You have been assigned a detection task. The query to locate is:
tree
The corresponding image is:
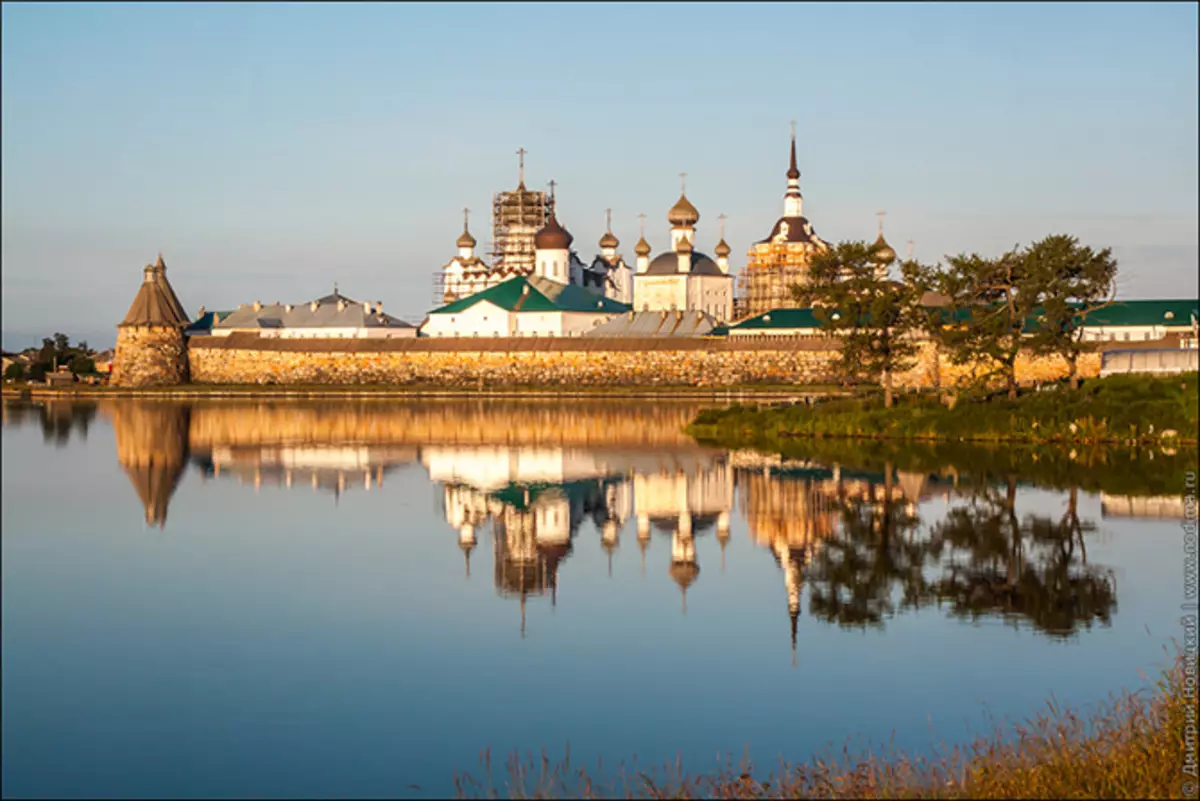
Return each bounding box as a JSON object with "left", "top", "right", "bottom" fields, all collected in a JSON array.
[
  {"left": 69, "top": 355, "right": 95, "bottom": 375},
  {"left": 1023, "top": 234, "right": 1118, "bottom": 390},
  {"left": 3, "top": 363, "right": 24, "bottom": 381},
  {"left": 807, "top": 240, "right": 926, "bottom": 408},
  {"left": 934, "top": 247, "right": 1038, "bottom": 400},
  {"left": 52, "top": 332, "right": 70, "bottom": 355},
  {"left": 27, "top": 362, "right": 48, "bottom": 382}
]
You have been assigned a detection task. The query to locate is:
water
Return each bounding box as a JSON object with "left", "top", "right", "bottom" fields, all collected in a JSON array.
[{"left": 0, "top": 398, "right": 1190, "bottom": 798}]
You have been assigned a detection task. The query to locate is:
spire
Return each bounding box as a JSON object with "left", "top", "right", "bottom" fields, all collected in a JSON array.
[
  {"left": 783, "top": 124, "right": 803, "bottom": 217},
  {"left": 787, "top": 120, "right": 800, "bottom": 180},
  {"left": 155, "top": 252, "right": 166, "bottom": 272},
  {"left": 516, "top": 147, "right": 527, "bottom": 187}
]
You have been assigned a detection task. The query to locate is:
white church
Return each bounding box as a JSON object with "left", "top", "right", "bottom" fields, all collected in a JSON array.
[{"left": 428, "top": 171, "right": 734, "bottom": 338}]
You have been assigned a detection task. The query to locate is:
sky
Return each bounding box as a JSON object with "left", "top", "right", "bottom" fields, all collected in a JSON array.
[{"left": 2, "top": 1, "right": 1197, "bottom": 350}]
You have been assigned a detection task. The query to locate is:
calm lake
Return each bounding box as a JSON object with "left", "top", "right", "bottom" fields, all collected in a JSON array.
[{"left": 0, "top": 397, "right": 1190, "bottom": 798}]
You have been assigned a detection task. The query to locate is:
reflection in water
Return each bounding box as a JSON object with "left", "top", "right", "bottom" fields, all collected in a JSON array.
[{"left": 1, "top": 398, "right": 1163, "bottom": 645}]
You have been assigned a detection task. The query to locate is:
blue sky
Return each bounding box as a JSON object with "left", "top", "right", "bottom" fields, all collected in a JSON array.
[{"left": 2, "top": 2, "right": 1197, "bottom": 349}]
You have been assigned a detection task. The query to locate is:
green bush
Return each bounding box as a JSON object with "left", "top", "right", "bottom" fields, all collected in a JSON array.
[{"left": 3, "top": 363, "right": 24, "bottom": 381}]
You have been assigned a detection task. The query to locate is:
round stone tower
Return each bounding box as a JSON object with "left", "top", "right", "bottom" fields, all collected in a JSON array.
[{"left": 112, "top": 254, "right": 191, "bottom": 387}]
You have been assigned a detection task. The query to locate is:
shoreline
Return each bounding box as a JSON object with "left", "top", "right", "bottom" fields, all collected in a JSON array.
[{"left": 0, "top": 383, "right": 842, "bottom": 401}]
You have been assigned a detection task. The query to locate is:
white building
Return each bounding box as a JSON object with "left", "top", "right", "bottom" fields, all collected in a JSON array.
[{"left": 633, "top": 181, "right": 734, "bottom": 322}]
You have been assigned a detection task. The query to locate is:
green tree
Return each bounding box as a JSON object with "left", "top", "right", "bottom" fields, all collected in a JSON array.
[
  {"left": 1024, "top": 235, "right": 1118, "bottom": 390},
  {"left": 934, "top": 247, "right": 1039, "bottom": 400},
  {"left": 3, "top": 363, "right": 25, "bottom": 381},
  {"left": 27, "top": 362, "right": 48, "bottom": 382},
  {"left": 68, "top": 355, "right": 95, "bottom": 375},
  {"left": 808, "top": 240, "right": 926, "bottom": 408}
]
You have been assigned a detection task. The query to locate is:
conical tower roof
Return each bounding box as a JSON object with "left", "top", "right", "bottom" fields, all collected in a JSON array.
[{"left": 120, "top": 254, "right": 190, "bottom": 327}]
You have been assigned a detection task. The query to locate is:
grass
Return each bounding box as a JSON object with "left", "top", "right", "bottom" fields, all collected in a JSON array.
[
  {"left": 453, "top": 647, "right": 1196, "bottom": 799},
  {"left": 686, "top": 373, "right": 1200, "bottom": 447}
]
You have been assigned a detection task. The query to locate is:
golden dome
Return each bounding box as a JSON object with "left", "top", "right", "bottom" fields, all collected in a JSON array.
[
  {"left": 676, "top": 235, "right": 694, "bottom": 254},
  {"left": 456, "top": 229, "right": 476, "bottom": 249},
  {"left": 634, "top": 236, "right": 652, "bottom": 256},
  {"left": 714, "top": 238, "right": 731, "bottom": 257},
  {"left": 668, "top": 193, "right": 700, "bottom": 227},
  {"left": 872, "top": 233, "right": 896, "bottom": 264},
  {"left": 599, "top": 230, "right": 619, "bottom": 249}
]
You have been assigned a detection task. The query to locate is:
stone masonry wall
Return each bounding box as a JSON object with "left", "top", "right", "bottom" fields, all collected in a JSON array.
[
  {"left": 113, "top": 325, "right": 189, "bottom": 387},
  {"left": 186, "top": 335, "right": 1108, "bottom": 389}
]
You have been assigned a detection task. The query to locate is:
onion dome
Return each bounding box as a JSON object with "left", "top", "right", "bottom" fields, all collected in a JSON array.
[
  {"left": 599, "top": 230, "right": 619, "bottom": 249},
  {"left": 456, "top": 229, "right": 476, "bottom": 249},
  {"left": 668, "top": 193, "right": 700, "bottom": 227},
  {"left": 670, "top": 561, "right": 700, "bottom": 591},
  {"left": 714, "top": 239, "right": 731, "bottom": 257},
  {"left": 676, "top": 236, "right": 694, "bottom": 254},
  {"left": 634, "top": 236, "right": 652, "bottom": 256},
  {"left": 872, "top": 233, "right": 897, "bottom": 264},
  {"left": 535, "top": 214, "right": 573, "bottom": 250}
]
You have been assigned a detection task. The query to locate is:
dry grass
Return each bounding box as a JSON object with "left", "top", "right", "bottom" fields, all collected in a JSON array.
[{"left": 454, "top": 647, "right": 1195, "bottom": 799}]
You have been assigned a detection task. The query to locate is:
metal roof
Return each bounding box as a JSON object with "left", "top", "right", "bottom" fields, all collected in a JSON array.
[
  {"left": 214, "top": 294, "right": 413, "bottom": 330},
  {"left": 586, "top": 309, "right": 718, "bottom": 338}
]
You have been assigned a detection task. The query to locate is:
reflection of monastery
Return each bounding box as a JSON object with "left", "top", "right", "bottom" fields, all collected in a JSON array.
[{"left": 78, "top": 399, "right": 1001, "bottom": 654}]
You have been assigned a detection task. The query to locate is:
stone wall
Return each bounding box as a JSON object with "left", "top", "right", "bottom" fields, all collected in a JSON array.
[
  {"left": 190, "top": 343, "right": 836, "bottom": 387},
  {"left": 186, "top": 334, "right": 1128, "bottom": 389},
  {"left": 112, "top": 325, "right": 189, "bottom": 388}
]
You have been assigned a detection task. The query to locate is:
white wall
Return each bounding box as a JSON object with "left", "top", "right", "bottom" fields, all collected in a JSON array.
[
  {"left": 634, "top": 275, "right": 688, "bottom": 312},
  {"left": 422, "top": 300, "right": 513, "bottom": 338}
]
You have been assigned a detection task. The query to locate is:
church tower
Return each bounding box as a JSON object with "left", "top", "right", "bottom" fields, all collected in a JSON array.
[
  {"left": 738, "top": 124, "right": 830, "bottom": 319},
  {"left": 112, "top": 254, "right": 191, "bottom": 387}
]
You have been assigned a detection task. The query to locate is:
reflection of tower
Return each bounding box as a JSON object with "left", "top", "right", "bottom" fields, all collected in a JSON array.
[
  {"left": 637, "top": 513, "right": 651, "bottom": 576},
  {"left": 774, "top": 540, "right": 805, "bottom": 668},
  {"left": 492, "top": 515, "right": 548, "bottom": 640},
  {"left": 717, "top": 510, "right": 730, "bottom": 572},
  {"left": 670, "top": 528, "right": 700, "bottom": 614},
  {"left": 459, "top": 523, "right": 477, "bottom": 578},
  {"left": 601, "top": 520, "right": 619, "bottom": 577},
  {"left": 112, "top": 401, "right": 191, "bottom": 528}
]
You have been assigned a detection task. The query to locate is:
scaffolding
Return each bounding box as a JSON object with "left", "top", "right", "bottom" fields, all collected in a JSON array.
[
  {"left": 736, "top": 258, "right": 814, "bottom": 320},
  {"left": 492, "top": 184, "right": 554, "bottom": 276}
]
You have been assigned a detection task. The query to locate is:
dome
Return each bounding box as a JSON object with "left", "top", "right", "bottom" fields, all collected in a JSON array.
[
  {"left": 634, "top": 236, "right": 652, "bottom": 256},
  {"left": 872, "top": 233, "right": 897, "bottom": 264},
  {"left": 456, "top": 229, "right": 477, "bottom": 249},
  {"left": 714, "top": 239, "right": 731, "bottom": 257},
  {"left": 645, "top": 252, "right": 724, "bottom": 276},
  {"left": 535, "top": 215, "right": 573, "bottom": 250},
  {"left": 599, "top": 230, "right": 619, "bottom": 249},
  {"left": 676, "top": 236, "right": 694, "bottom": 254},
  {"left": 668, "top": 193, "right": 700, "bottom": 226}
]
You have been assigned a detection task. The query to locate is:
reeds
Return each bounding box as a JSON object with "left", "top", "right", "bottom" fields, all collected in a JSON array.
[{"left": 454, "top": 646, "right": 1194, "bottom": 799}]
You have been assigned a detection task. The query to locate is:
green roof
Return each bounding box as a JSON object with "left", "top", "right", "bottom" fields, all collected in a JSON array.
[
  {"left": 430, "top": 276, "right": 630, "bottom": 316},
  {"left": 729, "top": 308, "right": 823, "bottom": 331},
  {"left": 1070, "top": 299, "right": 1197, "bottom": 327},
  {"left": 730, "top": 299, "right": 1197, "bottom": 334}
]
